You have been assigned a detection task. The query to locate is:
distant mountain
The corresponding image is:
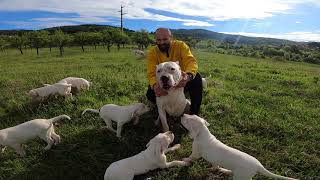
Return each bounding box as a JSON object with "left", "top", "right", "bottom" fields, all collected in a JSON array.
[
  {"left": 305, "top": 42, "right": 320, "bottom": 50},
  {"left": 171, "top": 29, "right": 299, "bottom": 46},
  {"left": 0, "top": 24, "right": 134, "bottom": 36},
  {"left": 0, "top": 24, "right": 304, "bottom": 46},
  {"left": 42, "top": 24, "right": 135, "bottom": 34}
]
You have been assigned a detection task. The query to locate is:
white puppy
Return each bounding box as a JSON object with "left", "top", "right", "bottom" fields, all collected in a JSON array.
[
  {"left": 181, "top": 114, "right": 298, "bottom": 180},
  {"left": 0, "top": 115, "right": 71, "bottom": 156},
  {"left": 58, "top": 77, "right": 91, "bottom": 91},
  {"left": 104, "top": 131, "right": 188, "bottom": 180},
  {"left": 155, "top": 61, "right": 191, "bottom": 132},
  {"left": 82, "top": 103, "right": 150, "bottom": 137},
  {"left": 132, "top": 49, "right": 145, "bottom": 57},
  {"left": 28, "top": 83, "right": 72, "bottom": 101}
]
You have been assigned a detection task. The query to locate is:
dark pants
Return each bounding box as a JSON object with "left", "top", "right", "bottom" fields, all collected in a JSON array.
[{"left": 146, "top": 73, "right": 203, "bottom": 115}]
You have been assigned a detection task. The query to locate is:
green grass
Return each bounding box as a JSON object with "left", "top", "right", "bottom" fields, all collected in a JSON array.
[{"left": 0, "top": 47, "right": 319, "bottom": 180}]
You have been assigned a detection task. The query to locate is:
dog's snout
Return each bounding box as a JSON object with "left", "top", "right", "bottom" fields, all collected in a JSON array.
[{"left": 160, "top": 76, "right": 169, "bottom": 82}]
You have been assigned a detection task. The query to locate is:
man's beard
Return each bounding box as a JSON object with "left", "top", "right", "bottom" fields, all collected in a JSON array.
[{"left": 157, "top": 43, "right": 170, "bottom": 53}]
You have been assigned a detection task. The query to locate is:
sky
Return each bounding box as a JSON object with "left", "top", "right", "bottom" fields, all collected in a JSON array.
[{"left": 0, "top": 0, "right": 320, "bottom": 42}]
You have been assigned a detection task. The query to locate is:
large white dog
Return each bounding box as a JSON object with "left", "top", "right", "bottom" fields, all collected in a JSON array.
[
  {"left": 58, "top": 77, "right": 91, "bottom": 92},
  {"left": 104, "top": 131, "right": 188, "bottom": 180},
  {"left": 155, "top": 61, "right": 191, "bottom": 132},
  {"left": 82, "top": 103, "right": 150, "bottom": 137},
  {"left": 0, "top": 115, "right": 71, "bottom": 156},
  {"left": 180, "top": 114, "right": 298, "bottom": 180},
  {"left": 28, "top": 82, "right": 72, "bottom": 101}
]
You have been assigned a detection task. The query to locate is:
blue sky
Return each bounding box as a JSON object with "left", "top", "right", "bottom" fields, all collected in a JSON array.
[{"left": 0, "top": 0, "right": 319, "bottom": 42}]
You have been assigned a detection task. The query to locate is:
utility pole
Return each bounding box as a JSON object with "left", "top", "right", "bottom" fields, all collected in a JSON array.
[{"left": 119, "top": 4, "right": 127, "bottom": 33}]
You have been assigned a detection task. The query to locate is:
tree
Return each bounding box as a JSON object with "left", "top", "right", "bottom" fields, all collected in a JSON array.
[
  {"left": 28, "top": 30, "right": 49, "bottom": 55},
  {"left": 88, "top": 32, "right": 102, "bottom": 50},
  {"left": 52, "top": 30, "right": 72, "bottom": 56},
  {"left": 74, "top": 32, "right": 90, "bottom": 52},
  {"left": 112, "top": 30, "right": 130, "bottom": 50},
  {"left": 132, "top": 29, "right": 154, "bottom": 50},
  {"left": 10, "top": 34, "right": 28, "bottom": 54},
  {"left": 101, "top": 29, "right": 114, "bottom": 52}
]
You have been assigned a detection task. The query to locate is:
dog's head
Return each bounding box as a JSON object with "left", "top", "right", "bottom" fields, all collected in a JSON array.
[
  {"left": 28, "top": 89, "right": 39, "bottom": 97},
  {"left": 132, "top": 103, "right": 150, "bottom": 117},
  {"left": 156, "top": 61, "right": 182, "bottom": 90},
  {"left": 181, "top": 114, "right": 210, "bottom": 139},
  {"left": 146, "top": 131, "right": 174, "bottom": 156}
]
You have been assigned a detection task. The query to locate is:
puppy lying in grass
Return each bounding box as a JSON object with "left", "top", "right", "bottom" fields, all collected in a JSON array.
[
  {"left": 82, "top": 103, "right": 150, "bottom": 137},
  {"left": 104, "top": 131, "right": 187, "bottom": 180},
  {"left": 0, "top": 115, "right": 71, "bottom": 157},
  {"left": 58, "top": 77, "right": 91, "bottom": 92},
  {"left": 181, "top": 114, "right": 298, "bottom": 180},
  {"left": 28, "top": 82, "right": 72, "bottom": 101}
]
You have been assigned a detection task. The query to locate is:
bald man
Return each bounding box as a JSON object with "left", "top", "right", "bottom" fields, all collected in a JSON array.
[{"left": 146, "top": 28, "right": 203, "bottom": 115}]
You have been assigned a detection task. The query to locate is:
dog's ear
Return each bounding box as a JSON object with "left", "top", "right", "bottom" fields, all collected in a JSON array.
[
  {"left": 189, "top": 121, "right": 200, "bottom": 139},
  {"left": 174, "top": 61, "right": 179, "bottom": 65},
  {"left": 159, "top": 137, "right": 169, "bottom": 154}
]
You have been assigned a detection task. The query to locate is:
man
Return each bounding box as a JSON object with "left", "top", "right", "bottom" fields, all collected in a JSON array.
[{"left": 146, "top": 28, "right": 203, "bottom": 115}]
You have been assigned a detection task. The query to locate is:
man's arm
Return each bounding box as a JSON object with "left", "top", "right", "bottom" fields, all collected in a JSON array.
[{"left": 180, "top": 42, "right": 198, "bottom": 79}]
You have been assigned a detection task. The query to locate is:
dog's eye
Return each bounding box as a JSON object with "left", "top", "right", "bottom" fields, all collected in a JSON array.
[
  {"left": 171, "top": 68, "right": 175, "bottom": 71},
  {"left": 157, "top": 70, "right": 161, "bottom": 73}
]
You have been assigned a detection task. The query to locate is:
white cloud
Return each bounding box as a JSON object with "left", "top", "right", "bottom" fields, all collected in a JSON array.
[
  {"left": 295, "top": 21, "right": 302, "bottom": 23},
  {"left": 0, "top": 0, "right": 318, "bottom": 24},
  {"left": 222, "top": 31, "right": 320, "bottom": 42},
  {"left": 183, "top": 21, "right": 214, "bottom": 27}
]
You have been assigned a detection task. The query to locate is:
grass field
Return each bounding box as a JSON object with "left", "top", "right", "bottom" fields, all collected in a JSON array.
[{"left": 0, "top": 47, "right": 319, "bottom": 180}]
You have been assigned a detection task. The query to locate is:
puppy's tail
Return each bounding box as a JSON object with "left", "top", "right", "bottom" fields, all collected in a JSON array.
[
  {"left": 258, "top": 165, "right": 298, "bottom": 180},
  {"left": 48, "top": 114, "right": 71, "bottom": 124},
  {"left": 81, "top": 108, "right": 99, "bottom": 116}
]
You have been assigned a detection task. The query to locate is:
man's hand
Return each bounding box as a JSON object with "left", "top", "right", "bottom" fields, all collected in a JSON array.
[
  {"left": 174, "top": 71, "right": 191, "bottom": 89},
  {"left": 153, "top": 83, "right": 168, "bottom": 97}
]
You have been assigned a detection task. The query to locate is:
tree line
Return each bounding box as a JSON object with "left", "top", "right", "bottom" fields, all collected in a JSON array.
[
  {"left": 196, "top": 40, "right": 320, "bottom": 64},
  {"left": 0, "top": 28, "right": 154, "bottom": 56}
]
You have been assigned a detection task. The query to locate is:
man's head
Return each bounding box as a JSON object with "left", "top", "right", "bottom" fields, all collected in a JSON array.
[{"left": 155, "top": 28, "right": 172, "bottom": 52}]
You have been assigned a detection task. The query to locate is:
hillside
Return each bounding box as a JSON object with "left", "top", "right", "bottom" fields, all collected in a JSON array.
[
  {"left": 171, "top": 29, "right": 299, "bottom": 46},
  {"left": 0, "top": 24, "right": 302, "bottom": 46}
]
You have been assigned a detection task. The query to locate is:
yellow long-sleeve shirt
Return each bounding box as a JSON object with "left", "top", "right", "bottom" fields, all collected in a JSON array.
[{"left": 147, "top": 40, "right": 198, "bottom": 86}]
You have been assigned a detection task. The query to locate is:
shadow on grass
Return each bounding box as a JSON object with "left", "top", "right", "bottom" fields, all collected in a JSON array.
[{"left": 3, "top": 107, "right": 190, "bottom": 180}]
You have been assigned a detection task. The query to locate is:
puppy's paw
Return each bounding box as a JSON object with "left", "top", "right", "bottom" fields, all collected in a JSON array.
[
  {"left": 172, "top": 144, "right": 181, "bottom": 149},
  {"left": 181, "top": 160, "right": 191, "bottom": 166},
  {"left": 182, "top": 157, "right": 192, "bottom": 164}
]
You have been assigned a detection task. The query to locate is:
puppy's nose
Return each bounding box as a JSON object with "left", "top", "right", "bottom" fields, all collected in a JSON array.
[{"left": 161, "top": 76, "right": 169, "bottom": 82}]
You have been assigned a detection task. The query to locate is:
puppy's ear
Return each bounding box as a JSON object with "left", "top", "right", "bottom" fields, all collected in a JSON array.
[
  {"left": 175, "top": 61, "right": 179, "bottom": 65},
  {"left": 159, "top": 137, "right": 169, "bottom": 154},
  {"left": 189, "top": 122, "right": 200, "bottom": 139}
]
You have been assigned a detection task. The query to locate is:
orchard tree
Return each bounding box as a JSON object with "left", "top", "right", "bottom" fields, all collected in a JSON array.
[
  {"left": 88, "top": 32, "right": 102, "bottom": 50},
  {"left": 28, "top": 30, "right": 49, "bottom": 55},
  {"left": 101, "top": 29, "right": 113, "bottom": 52},
  {"left": 132, "top": 29, "right": 154, "bottom": 50},
  {"left": 10, "top": 34, "right": 28, "bottom": 55},
  {"left": 74, "top": 32, "right": 90, "bottom": 52},
  {"left": 52, "top": 30, "right": 72, "bottom": 56}
]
